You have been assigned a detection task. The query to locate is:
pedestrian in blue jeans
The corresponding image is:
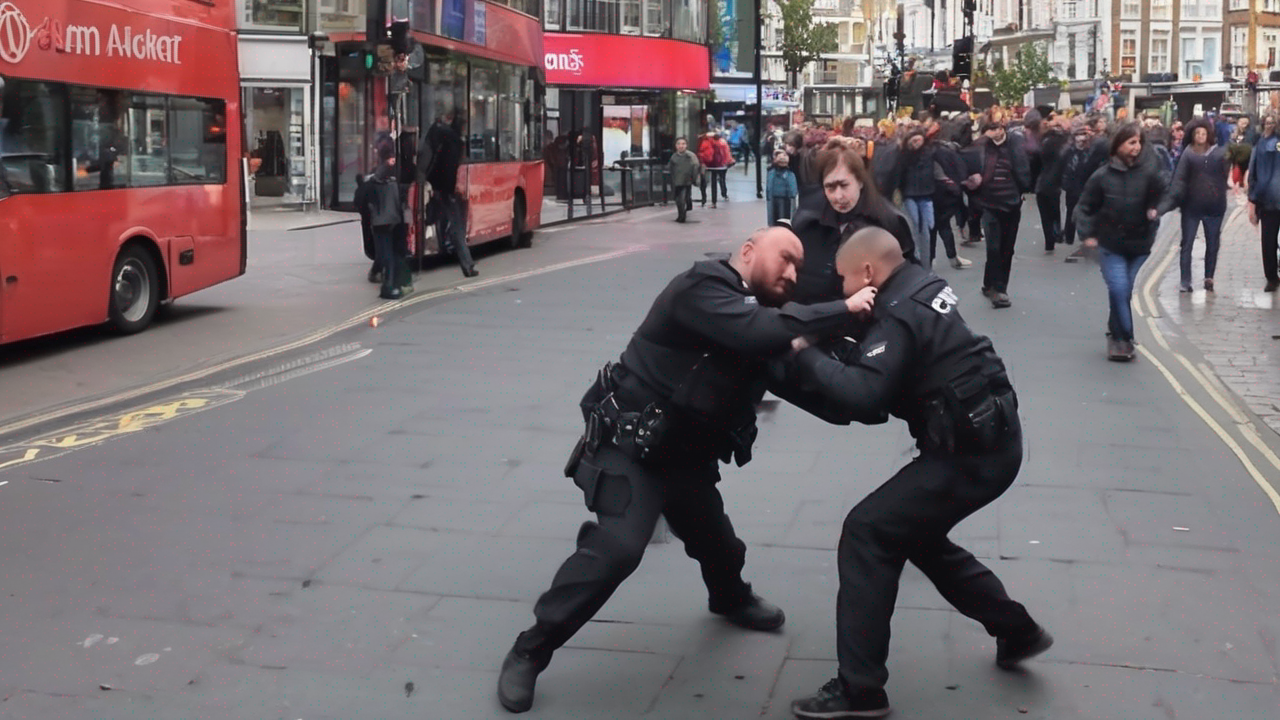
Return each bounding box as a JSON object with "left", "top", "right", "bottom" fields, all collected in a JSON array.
[
  {"left": 899, "top": 128, "right": 937, "bottom": 267},
  {"left": 1074, "top": 123, "right": 1169, "bottom": 361},
  {"left": 1157, "top": 117, "right": 1228, "bottom": 292}
]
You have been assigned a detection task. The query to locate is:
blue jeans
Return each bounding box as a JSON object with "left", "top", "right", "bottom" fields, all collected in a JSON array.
[
  {"left": 1098, "top": 247, "right": 1149, "bottom": 341},
  {"left": 904, "top": 197, "right": 935, "bottom": 267},
  {"left": 1178, "top": 211, "right": 1222, "bottom": 285}
]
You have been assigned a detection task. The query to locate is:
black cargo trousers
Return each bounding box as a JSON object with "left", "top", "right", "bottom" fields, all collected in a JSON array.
[
  {"left": 836, "top": 409, "right": 1037, "bottom": 691},
  {"left": 520, "top": 443, "right": 752, "bottom": 655}
]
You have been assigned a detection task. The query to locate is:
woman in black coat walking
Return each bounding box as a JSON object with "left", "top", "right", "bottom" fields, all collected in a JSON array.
[
  {"left": 1157, "top": 117, "right": 1229, "bottom": 292},
  {"left": 790, "top": 138, "right": 915, "bottom": 304},
  {"left": 1074, "top": 123, "right": 1169, "bottom": 361}
]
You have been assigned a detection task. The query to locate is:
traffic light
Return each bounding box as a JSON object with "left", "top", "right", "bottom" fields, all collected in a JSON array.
[
  {"left": 952, "top": 36, "right": 973, "bottom": 81},
  {"left": 390, "top": 20, "right": 410, "bottom": 54}
]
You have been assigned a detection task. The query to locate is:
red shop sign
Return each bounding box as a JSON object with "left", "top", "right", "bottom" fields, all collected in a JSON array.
[{"left": 544, "top": 32, "right": 709, "bottom": 90}]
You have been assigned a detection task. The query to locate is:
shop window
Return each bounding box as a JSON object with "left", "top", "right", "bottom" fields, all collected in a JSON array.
[
  {"left": 170, "top": 97, "right": 227, "bottom": 185},
  {"left": 526, "top": 74, "right": 545, "bottom": 161},
  {"left": 469, "top": 64, "right": 499, "bottom": 162},
  {"left": 70, "top": 87, "right": 128, "bottom": 190},
  {"left": 567, "top": 0, "right": 623, "bottom": 33},
  {"left": 546, "top": 0, "right": 562, "bottom": 29},
  {"left": 0, "top": 78, "right": 68, "bottom": 195},
  {"left": 239, "top": 0, "right": 305, "bottom": 31},
  {"left": 499, "top": 65, "right": 526, "bottom": 162}
]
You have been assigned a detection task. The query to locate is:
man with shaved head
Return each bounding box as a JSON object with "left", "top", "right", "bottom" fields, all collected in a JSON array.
[
  {"left": 785, "top": 226, "right": 1051, "bottom": 719},
  {"left": 498, "top": 226, "right": 877, "bottom": 714}
]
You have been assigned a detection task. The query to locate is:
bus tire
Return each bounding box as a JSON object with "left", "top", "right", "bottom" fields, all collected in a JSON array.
[
  {"left": 510, "top": 194, "right": 532, "bottom": 249},
  {"left": 108, "top": 245, "right": 160, "bottom": 335}
]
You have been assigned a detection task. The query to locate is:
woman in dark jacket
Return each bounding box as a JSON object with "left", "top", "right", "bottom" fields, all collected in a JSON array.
[
  {"left": 1074, "top": 123, "right": 1169, "bottom": 361},
  {"left": 1157, "top": 117, "right": 1229, "bottom": 292},
  {"left": 1059, "top": 125, "right": 1094, "bottom": 247},
  {"left": 898, "top": 128, "right": 938, "bottom": 266},
  {"left": 1034, "top": 115, "right": 1070, "bottom": 252},
  {"left": 931, "top": 137, "right": 974, "bottom": 269},
  {"left": 790, "top": 138, "right": 915, "bottom": 304}
]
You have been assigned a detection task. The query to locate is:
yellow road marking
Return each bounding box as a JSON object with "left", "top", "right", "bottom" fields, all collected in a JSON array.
[
  {"left": 0, "top": 245, "right": 646, "bottom": 440},
  {"left": 1133, "top": 210, "right": 1280, "bottom": 515},
  {"left": 1136, "top": 345, "right": 1280, "bottom": 515}
]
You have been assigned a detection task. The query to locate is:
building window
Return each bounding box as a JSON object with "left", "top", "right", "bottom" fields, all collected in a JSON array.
[
  {"left": 1203, "top": 36, "right": 1218, "bottom": 76},
  {"left": 1204, "top": 0, "right": 1221, "bottom": 14},
  {"left": 545, "top": 0, "right": 562, "bottom": 29},
  {"left": 1121, "top": 30, "right": 1137, "bottom": 74},
  {"left": 320, "top": 0, "right": 365, "bottom": 32},
  {"left": 240, "top": 0, "right": 305, "bottom": 31},
  {"left": 1064, "top": 1, "right": 1077, "bottom": 19},
  {"left": 1231, "top": 27, "right": 1248, "bottom": 70},
  {"left": 1181, "top": 0, "right": 1200, "bottom": 18},
  {"left": 1151, "top": 0, "right": 1171, "bottom": 19},
  {"left": 644, "top": 0, "right": 668, "bottom": 36},
  {"left": 1182, "top": 36, "right": 1202, "bottom": 78},
  {"left": 1151, "top": 34, "right": 1170, "bottom": 74},
  {"left": 1264, "top": 30, "right": 1280, "bottom": 68},
  {"left": 1122, "top": 0, "right": 1141, "bottom": 18},
  {"left": 672, "top": 0, "right": 705, "bottom": 43}
]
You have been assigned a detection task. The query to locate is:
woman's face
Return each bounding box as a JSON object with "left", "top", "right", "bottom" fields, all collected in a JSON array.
[
  {"left": 1118, "top": 134, "right": 1143, "bottom": 163},
  {"left": 1192, "top": 127, "right": 1208, "bottom": 145},
  {"left": 823, "top": 162, "right": 863, "bottom": 214}
]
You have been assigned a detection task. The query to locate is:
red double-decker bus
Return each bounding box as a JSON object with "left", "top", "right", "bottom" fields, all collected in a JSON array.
[
  {"left": 0, "top": 0, "right": 244, "bottom": 344},
  {"left": 323, "top": 0, "right": 544, "bottom": 256}
]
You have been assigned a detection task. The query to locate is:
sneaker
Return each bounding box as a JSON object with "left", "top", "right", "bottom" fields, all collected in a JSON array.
[
  {"left": 981, "top": 286, "right": 994, "bottom": 298},
  {"left": 380, "top": 289, "right": 403, "bottom": 301},
  {"left": 400, "top": 284, "right": 414, "bottom": 296},
  {"left": 709, "top": 583, "right": 785, "bottom": 631},
  {"left": 1204, "top": 278, "right": 1215, "bottom": 292},
  {"left": 1045, "top": 247, "right": 1055, "bottom": 254},
  {"left": 951, "top": 256, "right": 973, "bottom": 268},
  {"left": 462, "top": 266, "right": 480, "bottom": 278},
  {"left": 991, "top": 292, "right": 1012, "bottom": 308},
  {"left": 1265, "top": 280, "right": 1278, "bottom": 292},
  {"left": 791, "top": 678, "right": 891, "bottom": 719},
  {"left": 996, "top": 625, "right": 1055, "bottom": 670},
  {"left": 1121, "top": 339, "right": 1137, "bottom": 360},
  {"left": 1106, "top": 336, "right": 1128, "bottom": 362},
  {"left": 367, "top": 269, "right": 383, "bottom": 284},
  {"left": 1179, "top": 282, "right": 1193, "bottom": 293}
]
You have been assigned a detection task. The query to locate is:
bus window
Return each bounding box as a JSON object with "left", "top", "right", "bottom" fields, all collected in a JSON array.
[
  {"left": 470, "top": 64, "right": 498, "bottom": 162},
  {"left": 127, "top": 94, "right": 169, "bottom": 187},
  {"left": 71, "top": 87, "right": 128, "bottom": 190},
  {"left": 0, "top": 77, "right": 69, "bottom": 194},
  {"left": 499, "top": 65, "right": 525, "bottom": 162},
  {"left": 169, "top": 97, "right": 227, "bottom": 184}
]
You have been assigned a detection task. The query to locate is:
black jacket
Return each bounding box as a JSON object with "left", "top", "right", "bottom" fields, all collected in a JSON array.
[
  {"left": 1059, "top": 143, "right": 1094, "bottom": 202},
  {"left": 1074, "top": 157, "right": 1169, "bottom": 257},
  {"left": 1034, "top": 129, "right": 1069, "bottom": 195},
  {"left": 781, "top": 262, "right": 1010, "bottom": 444},
  {"left": 932, "top": 141, "right": 968, "bottom": 215},
  {"left": 790, "top": 190, "right": 916, "bottom": 304},
  {"left": 899, "top": 142, "right": 938, "bottom": 199},
  {"left": 1157, "top": 144, "right": 1229, "bottom": 217},
  {"left": 418, "top": 119, "right": 464, "bottom": 195},
  {"left": 353, "top": 174, "right": 376, "bottom": 260},
  {"left": 870, "top": 141, "right": 902, "bottom": 198},
  {"left": 614, "top": 260, "right": 853, "bottom": 457},
  {"left": 365, "top": 162, "right": 404, "bottom": 228}
]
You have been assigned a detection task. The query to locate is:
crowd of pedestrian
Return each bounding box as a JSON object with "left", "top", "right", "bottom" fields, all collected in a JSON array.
[{"left": 732, "top": 101, "right": 1280, "bottom": 362}]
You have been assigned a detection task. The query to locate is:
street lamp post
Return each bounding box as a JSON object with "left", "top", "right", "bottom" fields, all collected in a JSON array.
[{"left": 755, "top": 0, "right": 765, "bottom": 199}]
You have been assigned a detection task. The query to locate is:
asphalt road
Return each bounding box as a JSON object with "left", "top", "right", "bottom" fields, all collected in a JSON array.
[{"left": 1, "top": 197, "right": 1278, "bottom": 719}]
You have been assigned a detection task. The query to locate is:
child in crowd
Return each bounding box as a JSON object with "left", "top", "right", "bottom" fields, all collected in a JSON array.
[
  {"left": 766, "top": 150, "right": 799, "bottom": 226},
  {"left": 667, "top": 136, "right": 701, "bottom": 223}
]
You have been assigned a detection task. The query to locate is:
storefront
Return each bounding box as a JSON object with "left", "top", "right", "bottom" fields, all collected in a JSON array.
[
  {"left": 235, "top": 0, "right": 316, "bottom": 212},
  {"left": 543, "top": 32, "right": 710, "bottom": 214}
]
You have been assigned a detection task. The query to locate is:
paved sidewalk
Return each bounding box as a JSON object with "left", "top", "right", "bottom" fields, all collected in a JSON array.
[{"left": 1156, "top": 200, "right": 1280, "bottom": 435}]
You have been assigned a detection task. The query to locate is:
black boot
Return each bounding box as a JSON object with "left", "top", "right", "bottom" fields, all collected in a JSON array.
[
  {"left": 497, "top": 631, "right": 552, "bottom": 713},
  {"left": 996, "top": 624, "right": 1054, "bottom": 669},
  {"left": 709, "top": 583, "right": 785, "bottom": 631}
]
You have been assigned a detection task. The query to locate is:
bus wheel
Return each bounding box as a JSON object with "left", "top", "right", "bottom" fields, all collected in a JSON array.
[
  {"left": 108, "top": 246, "right": 160, "bottom": 335},
  {"left": 509, "top": 195, "right": 532, "bottom": 250}
]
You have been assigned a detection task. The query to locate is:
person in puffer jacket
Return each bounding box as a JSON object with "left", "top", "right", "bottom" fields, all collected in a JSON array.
[{"left": 1074, "top": 122, "right": 1169, "bottom": 362}]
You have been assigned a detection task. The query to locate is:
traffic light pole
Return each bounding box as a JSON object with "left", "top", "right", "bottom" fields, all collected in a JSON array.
[{"left": 755, "top": 0, "right": 764, "bottom": 199}]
